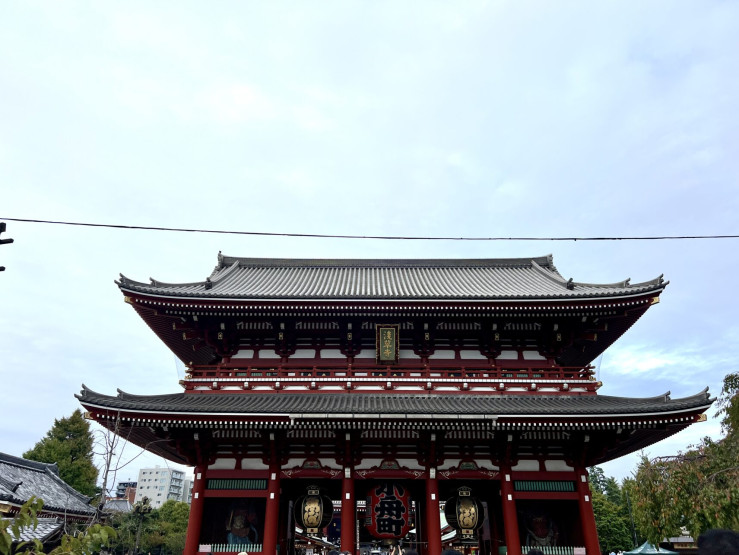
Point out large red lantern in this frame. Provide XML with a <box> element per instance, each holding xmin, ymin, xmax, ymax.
<box><xmin>295</xmin><ymin>485</ymin><xmax>334</xmax><ymax>535</ymax></box>
<box><xmin>365</xmin><ymin>482</ymin><xmax>412</xmax><ymax>540</ymax></box>
<box><xmin>444</xmin><ymin>486</ymin><xmax>484</xmax><ymax>544</ymax></box>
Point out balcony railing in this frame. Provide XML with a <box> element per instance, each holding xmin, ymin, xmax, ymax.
<box><xmin>205</xmin><ymin>544</ymin><xmax>262</xmax><ymax>553</ymax></box>
<box><xmin>181</xmin><ymin>361</ymin><xmax>598</xmax><ymax>394</ymax></box>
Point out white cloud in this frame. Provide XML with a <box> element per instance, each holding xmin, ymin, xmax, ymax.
<box><xmin>202</xmin><ymin>84</ymin><xmax>277</xmax><ymax>124</ymax></box>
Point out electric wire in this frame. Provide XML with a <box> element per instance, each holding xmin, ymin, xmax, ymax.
<box><xmin>1</xmin><ymin>217</ymin><xmax>737</xmax><ymax>241</ymax></box>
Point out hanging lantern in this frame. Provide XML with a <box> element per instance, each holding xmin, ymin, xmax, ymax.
<box><xmin>295</xmin><ymin>485</ymin><xmax>334</xmax><ymax>535</ymax></box>
<box><xmin>444</xmin><ymin>486</ymin><xmax>484</xmax><ymax>543</ymax></box>
<box><xmin>365</xmin><ymin>482</ymin><xmax>412</xmax><ymax>540</ymax></box>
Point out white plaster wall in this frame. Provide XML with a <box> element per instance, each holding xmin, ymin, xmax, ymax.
<box><xmin>321</xmin><ymin>349</ymin><xmax>345</xmax><ymax>359</ymax></box>
<box><xmin>208</xmin><ymin>458</ymin><xmax>237</xmax><ymax>470</ymax></box>
<box><xmin>292</xmin><ymin>349</ymin><xmax>316</xmax><ymax>358</ymax></box>
<box><xmin>544</xmin><ymin>460</ymin><xmax>574</xmax><ymax>471</ymax></box>
<box><xmin>511</xmin><ymin>460</ymin><xmax>540</xmax><ymax>471</ymax></box>
<box><xmin>459</xmin><ymin>350</ymin><xmax>488</xmax><ymax>360</ymax></box>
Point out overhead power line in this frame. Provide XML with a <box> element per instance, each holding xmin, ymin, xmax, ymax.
<box><xmin>1</xmin><ymin>217</ymin><xmax>737</xmax><ymax>242</ymax></box>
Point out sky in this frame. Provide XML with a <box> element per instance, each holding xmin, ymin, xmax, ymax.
<box><xmin>1</xmin><ymin>1</ymin><xmax>737</xmax><ymax>490</ymax></box>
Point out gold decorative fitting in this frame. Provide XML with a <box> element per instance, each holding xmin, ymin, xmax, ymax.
<box><xmin>651</xmin><ymin>297</ymin><xmax>660</xmax><ymax>305</ymax></box>
<box><xmin>123</xmin><ymin>296</ymin><xmax>132</xmax><ymax>304</ymax></box>
<box><xmin>697</xmin><ymin>413</ymin><xmax>707</xmax><ymax>422</ymax></box>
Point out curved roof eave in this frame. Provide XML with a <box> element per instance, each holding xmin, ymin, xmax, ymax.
<box><xmin>77</xmin><ymin>386</ymin><xmax>713</xmax><ymax>420</ymax></box>
<box><xmin>117</xmin><ymin>286</ymin><xmax>667</xmax><ymax>304</ymax></box>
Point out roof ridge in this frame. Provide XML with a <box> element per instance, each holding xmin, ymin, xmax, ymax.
<box><xmin>531</xmin><ymin>259</ymin><xmax>568</xmax><ymax>287</ymax></box>
<box><xmin>217</xmin><ymin>255</ymin><xmax>555</xmax><ymax>268</ymax></box>
<box><xmin>0</xmin><ymin>452</ymin><xmax>59</xmax><ymax>474</ymax></box>
<box><xmin>43</xmin><ymin>465</ymin><xmax>93</xmax><ymax>505</ymax></box>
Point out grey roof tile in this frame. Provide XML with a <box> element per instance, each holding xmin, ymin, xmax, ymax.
<box><xmin>16</xmin><ymin>517</ymin><xmax>63</xmax><ymax>542</ymax></box>
<box><xmin>117</xmin><ymin>255</ymin><xmax>667</xmax><ymax>301</ymax></box>
<box><xmin>0</xmin><ymin>453</ymin><xmax>95</xmax><ymax>517</ymax></box>
<box><xmin>77</xmin><ymin>386</ymin><xmax>711</xmax><ymax>419</ymax></box>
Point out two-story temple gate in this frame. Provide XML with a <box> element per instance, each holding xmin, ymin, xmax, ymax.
<box><xmin>79</xmin><ymin>255</ymin><xmax>712</xmax><ymax>555</ymax></box>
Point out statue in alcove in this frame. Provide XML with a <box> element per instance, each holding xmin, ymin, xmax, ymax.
<box><xmin>524</xmin><ymin>513</ymin><xmax>559</xmax><ymax>548</ymax></box>
<box><xmin>227</xmin><ymin>501</ymin><xmax>260</xmax><ymax>546</ymax></box>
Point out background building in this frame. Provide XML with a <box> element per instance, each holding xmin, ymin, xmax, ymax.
<box><xmin>133</xmin><ymin>467</ymin><xmax>191</xmax><ymax>508</ymax></box>
<box><xmin>114</xmin><ymin>480</ymin><xmax>137</xmax><ymax>503</ymax></box>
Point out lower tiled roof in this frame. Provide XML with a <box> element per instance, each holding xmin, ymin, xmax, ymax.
<box><xmin>0</xmin><ymin>453</ymin><xmax>95</xmax><ymax>517</ymax></box>
<box><xmin>15</xmin><ymin>517</ymin><xmax>63</xmax><ymax>543</ymax></box>
<box><xmin>77</xmin><ymin>386</ymin><xmax>712</xmax><ymax>419</ymax></box>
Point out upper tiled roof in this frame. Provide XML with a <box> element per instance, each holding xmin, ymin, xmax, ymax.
<box><xmin>117</xmin><ymin>254</ymin><xmax>666</xmax><ymax>301</ymax></box>
<box><xmin>77</xmin><ymin>386</ymin><xmax>711</xmax><ymax>419</ymax></box>
<box><xmin>0</xmin><ymin>452</ymin><xmax>95</xmax><ymax>517</ymax></box>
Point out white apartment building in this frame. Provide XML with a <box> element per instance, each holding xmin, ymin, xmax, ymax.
<box><xmin>133</xmin><ymin>467</ymin><xmax>192</xmax><ymax>509</ymax></box>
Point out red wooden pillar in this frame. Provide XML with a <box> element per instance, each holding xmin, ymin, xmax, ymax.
<box><xmin>341</xmin><ymin>466</ymin><xmax>356</xmax><ymax>553</ymax></box>
<box><xmin>263</xmin><ymin>434</ymin><xmax>282</xmax><ymax>555</ymax></box>
<box><xmin>425</xmin><ymin>435</ymin><xmax>442</xmax><ymax>555</ymax></box>
<box><xmin>425</xmin><ymin>470</ymin><xmax>442</xmax><ymax>555</ymax></box>
<box><xmin>341</xmin><ymin>434</ymin><xmax>356</xmax><ymax>554</ymax></box>
<box><xmin>184</xmin><ymin>464</ymin><xmax>207</xmax><ymax>555</ymax></box>
<box><xmin>499</xmin><ymin>467</ymin><xmax>520</xmax><ymax>555</ymax></box>
<box><xmin>575</xmin><ymin>468</ymin><xmax>600</xmax><ymax>555</ymax></box>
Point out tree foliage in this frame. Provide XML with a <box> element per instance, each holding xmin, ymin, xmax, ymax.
<box><xmin>589</xmin><ymin>466</ymin><xmax>636</xmax><ymax>553</ymax></box>
<box><xmin>0</xmin><ymin>497</ymin><xmax>116</xmax><ymax>555</ymax></box>
<box><xmin>23</xmin><ymin>410</ymin><xmax>99</xmax><ymax>498</ymax></box>
<box><xmin>146</xmin><ymin>500</ymin><xmax>190</xmax><ymax>555</ymax></box>
<box><xmin>0</xmin><ymin>497</ymin><xmax>45</xmax><ymax>555</ymax></box>
<box><xmin>628</xmin><ymin>372</ymin><xmax>739</xmax><ymax>545</ymax></box>
<box><xmin>107</xmin><ymin>498</ymin><xmax>189</xmax><ymax>555</ymax></box>
<box><xmin>716</xmin><ymin>371</ymin><xmax>739</xmax><ymax>435</ymax></box>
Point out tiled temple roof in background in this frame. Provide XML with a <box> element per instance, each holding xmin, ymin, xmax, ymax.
<box><xmin>0</xmin><ymin>452</ymin><xmax>95</xmax><ymax>518</ymax></box>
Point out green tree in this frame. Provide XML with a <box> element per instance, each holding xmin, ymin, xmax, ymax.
<box><xmin>148</xmin><ymin>500</ymin><xmax>190</xmax><ymax>555</ymax></box>
<box><xmin>108</xmin><ymin>498</ymin><xmax>190</xmax><ymax>555</ymax></box>
<box><xmin>626</xmin><ymin>455</ymin><xmax>682</xmax><ymax>547</ymax></box>
<box><xmin>23</xmin><ymin>410</ymin><xmax>98</xmax><ymax>498</ymax></box>
<box><xmin>628</xmin><ymin>372</ymin><xmax>739</xmax><ymax>544</ymax></box>
<box><xmin>716</xmin><ymin>371</ymin><xmax>739</xmax><ymax>434</ymax></box>
<box><xmin>589</xmin><ymin>466</ymin><xmax>609</xmax><ymax>495</ymax></box>
<box><xmin>589</xmin><ymin>466</ymin><xmax>636</xmax><ymax>553</ymax></box>
<box><xmin>591</xmin><ymin>490</ymin><xmax>633</xmax><ymax>553</ymax></box>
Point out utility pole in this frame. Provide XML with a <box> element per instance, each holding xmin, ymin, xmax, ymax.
<box><xmin>0</xmin><ymin>221</ymin><xmax>13</xmax><ymax>271</ymax></box>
